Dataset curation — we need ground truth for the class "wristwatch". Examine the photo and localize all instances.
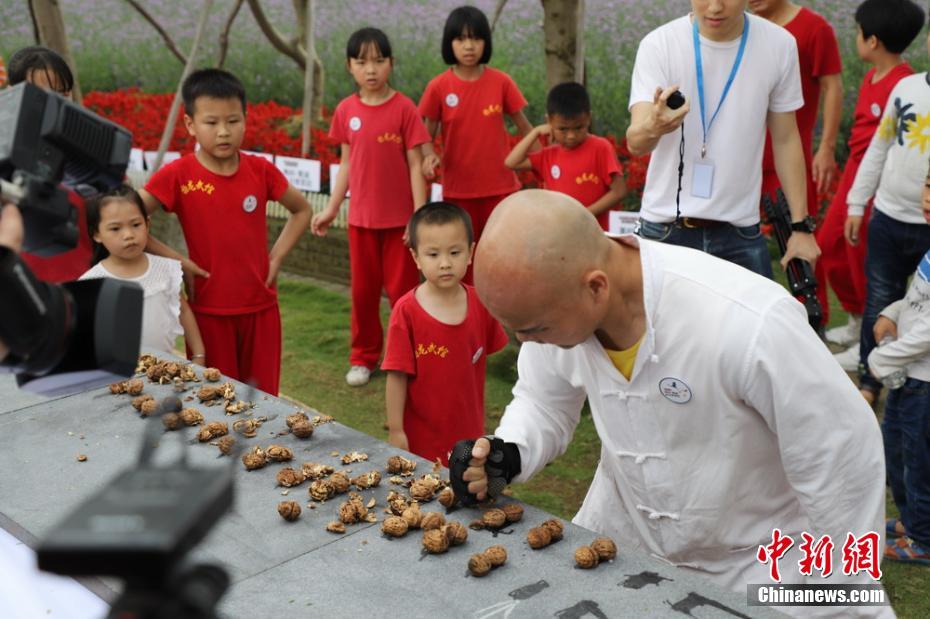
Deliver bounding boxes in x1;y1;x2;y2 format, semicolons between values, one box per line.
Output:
790;216;816;233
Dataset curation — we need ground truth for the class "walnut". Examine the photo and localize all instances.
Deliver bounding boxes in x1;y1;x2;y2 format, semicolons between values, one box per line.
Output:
198;385;222;402
276;467;306;487
217;435;236;455
542;518;564;541
309;479;335;502
388;491;411;515
164;362;181;377
162;412;181;430
140;399;158;417
109;381;126;394
575;545;599;569
197;421;228;442
590;537;617;561
420;511;446;531
339;501;361;524
225;400;249;414
178;364;198;382
341;451;369;464
443;521;468;546
351;471;381;489
483;545;508;567
232;418;260;438
278;500;301;521
326;521;346;534
126;379;144;396
132;394;154;410
302;463;334;479
386;455;417;474
291;420;314;438
179;408;204;426
502;503;524;523
527;526;553;549
330;471;351;494
422;528;450;554
147;362;168;382
311;414;334;426
265;445;293;462
136;354;158;373
242;446;267;470
203;367;221;382
409;480;435;502
468;553;492;577
286;411;309;428
482;509;507;530
438;487;456;508
402;505;422;529
381;516;409;538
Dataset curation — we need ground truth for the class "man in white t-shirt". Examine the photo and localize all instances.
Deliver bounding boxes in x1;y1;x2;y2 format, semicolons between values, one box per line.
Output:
626;0;820;278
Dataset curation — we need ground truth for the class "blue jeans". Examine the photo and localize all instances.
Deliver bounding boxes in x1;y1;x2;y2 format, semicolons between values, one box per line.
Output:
637;218;773;279
883;377;930;548
858;210;930;392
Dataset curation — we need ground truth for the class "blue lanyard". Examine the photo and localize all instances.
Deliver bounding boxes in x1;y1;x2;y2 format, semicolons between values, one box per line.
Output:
692;13;749;158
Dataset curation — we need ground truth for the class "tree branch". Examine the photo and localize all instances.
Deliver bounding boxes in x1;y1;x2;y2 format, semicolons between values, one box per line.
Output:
217;0;245;68
124;0;187;65
246;0;305;70
490;0;509;32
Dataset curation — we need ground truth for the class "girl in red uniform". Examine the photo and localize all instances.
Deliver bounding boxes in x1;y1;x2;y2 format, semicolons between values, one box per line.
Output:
311;28;430;387
419;6;534;282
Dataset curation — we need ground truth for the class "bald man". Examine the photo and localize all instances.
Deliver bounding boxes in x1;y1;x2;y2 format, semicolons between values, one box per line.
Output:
459;190;889;618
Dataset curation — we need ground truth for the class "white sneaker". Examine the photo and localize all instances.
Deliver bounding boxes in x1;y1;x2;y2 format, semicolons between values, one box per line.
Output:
833;344;861;372
825;314;862;346
345;365;371;387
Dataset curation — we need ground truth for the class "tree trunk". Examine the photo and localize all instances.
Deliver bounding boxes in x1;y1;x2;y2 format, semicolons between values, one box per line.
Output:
540;0;584;89
300;0;315;155
28;0;82;102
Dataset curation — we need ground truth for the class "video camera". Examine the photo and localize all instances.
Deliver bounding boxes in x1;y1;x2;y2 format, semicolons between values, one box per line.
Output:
0;82;143;395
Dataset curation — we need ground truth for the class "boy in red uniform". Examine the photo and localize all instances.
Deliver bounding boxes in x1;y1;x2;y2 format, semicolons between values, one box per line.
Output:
383;202;508;465
505;82;626;231
141;69;312;395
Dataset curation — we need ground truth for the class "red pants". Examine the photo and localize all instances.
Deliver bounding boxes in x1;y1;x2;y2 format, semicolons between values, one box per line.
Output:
815;161;870;322
194;304;282;396
349;225;419;369
451;193;510;284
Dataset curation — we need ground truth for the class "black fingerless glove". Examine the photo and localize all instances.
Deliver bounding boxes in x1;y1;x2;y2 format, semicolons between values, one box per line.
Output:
449;436;521;506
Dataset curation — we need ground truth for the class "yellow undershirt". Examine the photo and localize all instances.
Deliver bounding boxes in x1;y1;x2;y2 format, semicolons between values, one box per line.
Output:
604;336;644;381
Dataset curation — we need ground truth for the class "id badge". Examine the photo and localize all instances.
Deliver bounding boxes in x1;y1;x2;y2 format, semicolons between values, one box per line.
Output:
691;158;715;199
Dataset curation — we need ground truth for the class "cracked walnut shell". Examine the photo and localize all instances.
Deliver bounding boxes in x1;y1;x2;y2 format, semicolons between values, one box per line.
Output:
527;526;553;549
574;545;599;569
202;367;221;382
179;408;204;426
351;471;381;489
542;519;564;541
217;435;236;455
502;503;524;523
242;446;267;471
381;516;409;538
326;521;345;534
482;509;508;530
140;399;159;417
422;528;450;554
286;411;309;428
131;394;154;411
232;418;260;437
468;553;492;577
277;467;306;487
197;385;222;402
386;455;417;474
265;445;293;462
278;500;301;521
483;545;508;567
126;379;144;396
420;511;446;531
197;421;228;442
109;381;127;394
590;537;617;561
443;521;468;546
290;420;314;439
309;479;335;502
302;463;334;479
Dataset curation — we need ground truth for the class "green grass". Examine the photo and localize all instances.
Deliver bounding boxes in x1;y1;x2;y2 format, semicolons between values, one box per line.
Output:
274;269;928;618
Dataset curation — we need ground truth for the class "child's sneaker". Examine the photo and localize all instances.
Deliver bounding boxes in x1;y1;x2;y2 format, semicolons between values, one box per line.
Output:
833;343;860;372
825;314;862;346
345;365;371;387
885;536;930;566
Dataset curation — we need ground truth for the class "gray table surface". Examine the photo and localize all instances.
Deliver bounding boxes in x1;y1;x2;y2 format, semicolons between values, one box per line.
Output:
0;368;780;618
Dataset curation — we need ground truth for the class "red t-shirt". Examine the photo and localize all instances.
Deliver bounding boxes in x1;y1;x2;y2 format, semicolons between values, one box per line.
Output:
419;67;527;199
330;92;430;229
847;64;914;164
21;190;93;282
761;8;842;194
382;284;508;465
527;135;622;230
144;152;288;315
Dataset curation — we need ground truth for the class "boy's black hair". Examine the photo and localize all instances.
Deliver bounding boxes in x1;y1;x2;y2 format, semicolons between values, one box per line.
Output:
86;184;148;264
181;68;247;116
346;27;393;60
855;0;925;54
407;201;474;251
546;82;591;119
7;45;74;94
441;6;493;65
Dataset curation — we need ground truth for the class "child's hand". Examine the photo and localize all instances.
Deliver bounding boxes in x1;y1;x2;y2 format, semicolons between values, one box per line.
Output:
181;257;210;303
265;255;282;287
0;203;23;254
873;316;898;343
844;215;863;246
422;153;441;180
387;428;409;451
535;124;552;137
311;209;337;237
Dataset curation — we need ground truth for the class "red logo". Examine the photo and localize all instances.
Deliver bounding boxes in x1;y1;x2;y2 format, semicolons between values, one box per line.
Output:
757;528;794;583
757;530;882;582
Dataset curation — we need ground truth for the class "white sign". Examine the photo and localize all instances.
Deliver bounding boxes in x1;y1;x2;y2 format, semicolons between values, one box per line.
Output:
243;150;274;162
608;210;640;236
274;156;321;192
430;183;443;202
329;163;348;196
143;150;181;171
127;148;145;172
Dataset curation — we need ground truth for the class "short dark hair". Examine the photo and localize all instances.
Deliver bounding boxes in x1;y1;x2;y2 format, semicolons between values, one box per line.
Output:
181;68;247;116
441;6;493;65
546;82;591;119
86;184;148;264
7;45;74;94
407;201;474;251
346;27;393;60
855;0;925;54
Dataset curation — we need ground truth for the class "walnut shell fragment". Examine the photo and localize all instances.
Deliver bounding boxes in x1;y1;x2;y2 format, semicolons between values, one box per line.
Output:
590;537;617;561
326;521;346;534
203;367;221;382
443;521;468;546
131;394;154;411
502;503;523;523
422;528;450;554
542;519;564;541
341;451;369;465
140;399;158;417
468;553;492;577
386;455;417;475
109;381;127;394
420;511;446;531
162;412;181;430
126;379;144;396
388;491;411;516
276;467;306;487
438;487;456;508
265;444;293;462
483;545;508;567
309;479;335;502
242;446;267;471
527;526;553;549
351;470;381;489
291;420;314;439
217;435;236;455
482;509;507;530
382;516;409;538
278;500;301;522
302;463;334;479
225;400;249;414
197;421;228;442
574;545;599;569
286;411;310;428
179;408;204;426
232;417;260;437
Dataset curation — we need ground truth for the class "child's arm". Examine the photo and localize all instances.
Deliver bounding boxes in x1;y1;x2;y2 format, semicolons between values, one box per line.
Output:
505;124;549;171
407;147;427;210
587;174;628;218
508;110;540;153
266;184;313;287
385;370;409;451
421;118;441;180
845;98;898;246
179;294;205;362
812;73;842;194
869;299;930;380
311;144;349;237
